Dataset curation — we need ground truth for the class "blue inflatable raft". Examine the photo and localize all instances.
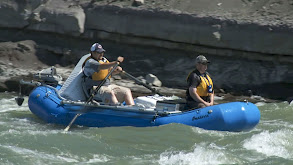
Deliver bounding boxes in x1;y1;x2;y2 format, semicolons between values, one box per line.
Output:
24;54;260;131
27;85;260;132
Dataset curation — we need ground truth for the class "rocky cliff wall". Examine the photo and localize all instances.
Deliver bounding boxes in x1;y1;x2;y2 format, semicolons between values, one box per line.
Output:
0;0;292;99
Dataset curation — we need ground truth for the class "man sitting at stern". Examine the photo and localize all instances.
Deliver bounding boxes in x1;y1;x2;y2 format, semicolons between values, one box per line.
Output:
186;55;215;109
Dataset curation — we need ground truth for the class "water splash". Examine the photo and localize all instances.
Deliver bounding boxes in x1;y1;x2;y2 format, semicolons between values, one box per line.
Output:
255;102;266;107
158;143;242;165
0;144;79;163
243;129;293;159
0;97;28;112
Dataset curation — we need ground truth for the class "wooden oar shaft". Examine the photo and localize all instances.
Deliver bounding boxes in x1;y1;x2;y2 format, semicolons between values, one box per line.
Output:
64;114;81;131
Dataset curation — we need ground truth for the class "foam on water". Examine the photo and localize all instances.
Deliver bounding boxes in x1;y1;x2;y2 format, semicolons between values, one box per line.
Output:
158;143;241;165
0;143;113;164
0;128;62;137
87;154;111;163
243;129;293;159
191;126;247;139
192;127;228;138
0;144;79;163
255;102;266;107
261;120;293;129
0;120;98;141
0;97;28;112
269;103;282;110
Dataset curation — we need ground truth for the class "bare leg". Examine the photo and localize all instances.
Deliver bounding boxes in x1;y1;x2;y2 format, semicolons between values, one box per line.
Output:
107;91;119;105
124;89;135;105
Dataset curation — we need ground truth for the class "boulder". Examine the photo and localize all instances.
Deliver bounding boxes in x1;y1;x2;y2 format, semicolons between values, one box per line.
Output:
133;0;144;6
145;74;162;87
27;1;85;36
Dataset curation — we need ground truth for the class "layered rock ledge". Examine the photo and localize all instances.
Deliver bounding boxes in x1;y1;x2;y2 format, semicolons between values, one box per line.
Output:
0;0;292;100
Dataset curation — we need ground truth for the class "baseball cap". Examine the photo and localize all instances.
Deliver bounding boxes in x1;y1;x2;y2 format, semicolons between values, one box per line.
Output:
195;55;210;64
90;43;106;53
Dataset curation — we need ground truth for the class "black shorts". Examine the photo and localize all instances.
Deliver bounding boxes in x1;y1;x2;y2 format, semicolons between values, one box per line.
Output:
186;97;210;109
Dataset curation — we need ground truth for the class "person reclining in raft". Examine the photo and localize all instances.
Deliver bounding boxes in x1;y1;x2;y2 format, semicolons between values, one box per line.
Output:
186;55;215;109
82;43;135;105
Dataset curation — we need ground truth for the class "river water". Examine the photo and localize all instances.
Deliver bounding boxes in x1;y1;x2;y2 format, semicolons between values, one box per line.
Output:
0;92;293;165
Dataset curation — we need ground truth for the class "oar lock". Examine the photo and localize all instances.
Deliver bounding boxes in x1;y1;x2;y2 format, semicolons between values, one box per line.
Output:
197;109;213;114
46;91;52;97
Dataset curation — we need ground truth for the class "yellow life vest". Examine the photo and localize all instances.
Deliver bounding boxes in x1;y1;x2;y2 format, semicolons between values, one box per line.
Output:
186;70;213;97
196;74;213;97
83;56;111;81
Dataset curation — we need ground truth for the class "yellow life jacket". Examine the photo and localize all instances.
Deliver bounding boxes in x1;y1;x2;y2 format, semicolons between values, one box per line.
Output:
196;74;213;97
83;56;111;81
186;70;213;97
